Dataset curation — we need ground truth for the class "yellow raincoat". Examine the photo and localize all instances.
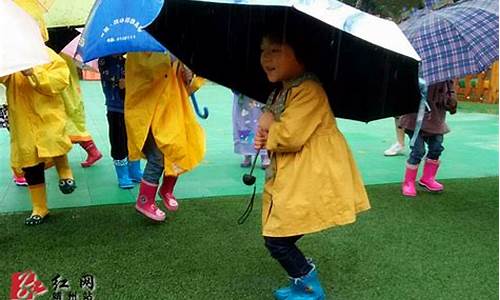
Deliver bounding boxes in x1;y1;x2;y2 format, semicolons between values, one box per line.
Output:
262;79;370;237
0;48;72;169
125;52;205;176
60;54;91;142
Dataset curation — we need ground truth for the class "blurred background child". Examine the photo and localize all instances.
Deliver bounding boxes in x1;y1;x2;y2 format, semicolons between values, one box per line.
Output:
232;91;270;168
60;53;103;168
99;54;142;189
400;80;457;197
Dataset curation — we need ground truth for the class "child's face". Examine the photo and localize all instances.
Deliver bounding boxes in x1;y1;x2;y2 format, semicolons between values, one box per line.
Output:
260;37;305;83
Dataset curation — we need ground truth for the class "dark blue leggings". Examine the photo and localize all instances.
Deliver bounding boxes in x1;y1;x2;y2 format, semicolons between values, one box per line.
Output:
405;130;444;165
264;235;312;278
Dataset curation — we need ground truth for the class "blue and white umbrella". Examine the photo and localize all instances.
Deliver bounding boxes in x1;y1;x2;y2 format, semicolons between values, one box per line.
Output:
400;0;499;85
77;0;166;62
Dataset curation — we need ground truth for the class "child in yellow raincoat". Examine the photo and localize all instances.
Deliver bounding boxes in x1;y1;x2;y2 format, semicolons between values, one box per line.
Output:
255;31;371;299
125;52;205;222
59;54;103;168
1;2;76;225
1;48;77;225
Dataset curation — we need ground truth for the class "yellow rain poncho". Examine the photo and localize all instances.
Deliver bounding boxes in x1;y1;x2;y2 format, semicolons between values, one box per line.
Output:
262;79;370;237
0;48;72;169
60;54;92;142
125;52;206;176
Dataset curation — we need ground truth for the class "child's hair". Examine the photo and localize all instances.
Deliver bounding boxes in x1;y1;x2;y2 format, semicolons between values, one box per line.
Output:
262;24;310;69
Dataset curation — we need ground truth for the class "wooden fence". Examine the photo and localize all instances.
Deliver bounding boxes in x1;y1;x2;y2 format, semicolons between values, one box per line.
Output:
453;61;499;104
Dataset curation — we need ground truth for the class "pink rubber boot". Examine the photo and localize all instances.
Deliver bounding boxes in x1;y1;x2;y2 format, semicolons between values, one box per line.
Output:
159;175;178;211
79;140;103;168
135;180;166;221
402;163;419;197
419;159;444;192
12;173;28;186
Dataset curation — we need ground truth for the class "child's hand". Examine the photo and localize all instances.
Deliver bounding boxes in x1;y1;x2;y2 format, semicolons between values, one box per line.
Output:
21;68;34;76
181;65;193;86
258;112;275;130
118;79;125;89
254;127;268;149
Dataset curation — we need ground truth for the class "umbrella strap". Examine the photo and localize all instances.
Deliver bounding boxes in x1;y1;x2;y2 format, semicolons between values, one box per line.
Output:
237;185;256;225
410;78;430;147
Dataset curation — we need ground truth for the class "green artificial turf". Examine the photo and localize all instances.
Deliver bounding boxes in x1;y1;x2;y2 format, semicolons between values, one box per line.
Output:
458;101;499;115
0;177;497;299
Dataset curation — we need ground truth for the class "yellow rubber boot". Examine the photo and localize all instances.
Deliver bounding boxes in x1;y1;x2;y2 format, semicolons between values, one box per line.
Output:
53;155;76;194
25;184;48;225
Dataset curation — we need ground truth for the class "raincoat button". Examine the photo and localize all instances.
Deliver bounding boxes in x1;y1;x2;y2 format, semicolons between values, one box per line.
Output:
164;74;168;78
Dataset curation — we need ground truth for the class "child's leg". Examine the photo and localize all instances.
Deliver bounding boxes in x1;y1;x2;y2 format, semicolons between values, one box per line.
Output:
142;132;164;184
260;150;270;169
128;159;143;183
402;130;426;197
109;111;143;182
240;155;252;168
79;139;103;167
113;158;134;189
406;130;426;166
264;235;312;278
264;236;325;299
135;132;165;222
22;163;48;225
53;155;76;194
107;111;134;189
419;134;445;192
159;175;179;212
141;132;178;211
384;117;405;156
107;111;129;162
424;134;445;161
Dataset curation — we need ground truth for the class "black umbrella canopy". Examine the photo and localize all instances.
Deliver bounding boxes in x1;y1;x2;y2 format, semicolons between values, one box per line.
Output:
46;26;81;53
147;0;420;122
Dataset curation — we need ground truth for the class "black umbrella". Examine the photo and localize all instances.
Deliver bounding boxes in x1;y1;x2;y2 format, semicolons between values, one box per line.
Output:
46;26;81;53
147;0;421;122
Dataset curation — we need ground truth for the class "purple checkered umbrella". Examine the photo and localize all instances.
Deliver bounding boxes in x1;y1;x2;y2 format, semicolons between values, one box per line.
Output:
424;0;437;8
400;0;499;85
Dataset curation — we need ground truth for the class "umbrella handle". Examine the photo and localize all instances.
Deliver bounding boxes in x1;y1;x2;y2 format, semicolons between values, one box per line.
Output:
238;147;263;225
190;93;209;119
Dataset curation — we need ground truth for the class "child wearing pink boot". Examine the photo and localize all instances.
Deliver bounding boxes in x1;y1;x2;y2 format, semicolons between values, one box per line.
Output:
125;52;205;222
399;80;457;197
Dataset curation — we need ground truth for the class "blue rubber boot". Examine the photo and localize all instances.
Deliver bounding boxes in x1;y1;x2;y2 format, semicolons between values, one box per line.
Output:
286;265;325;300
274;277;293;300
114;159;134;189
128;160;143;183
274;258;314;300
